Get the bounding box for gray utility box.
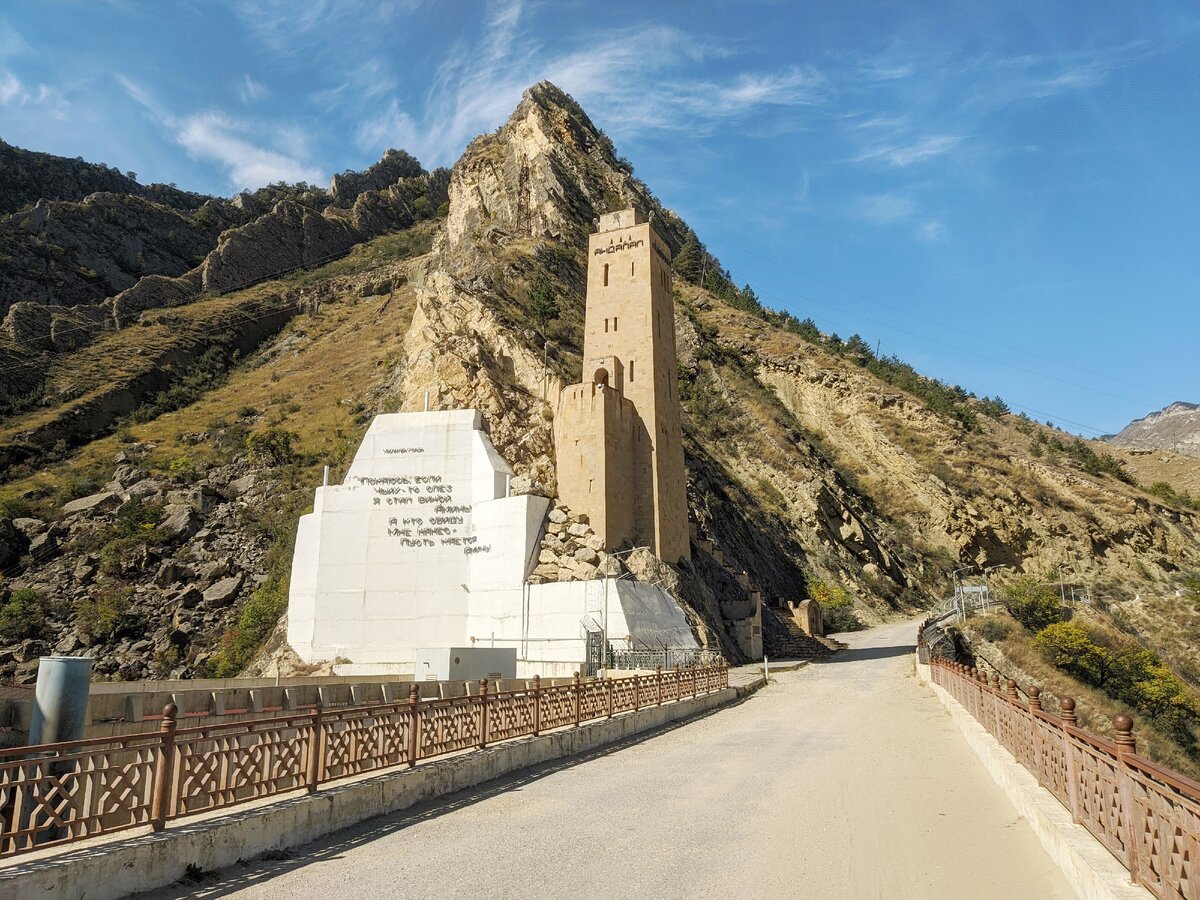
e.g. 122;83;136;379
415;647;517;682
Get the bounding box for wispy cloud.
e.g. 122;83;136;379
354;0;824;166
119;74;322;191
856;193;917;223
916;220;946;242
853;133;963;167
0;69;67;118
238;74;270;104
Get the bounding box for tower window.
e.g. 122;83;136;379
604;318;609;333
631;261;635;277
603;263;609;287
629;360;634;382
612;316;618;331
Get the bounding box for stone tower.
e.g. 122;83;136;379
554;208;690;563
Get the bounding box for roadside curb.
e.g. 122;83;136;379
915;656;1149;900
3;677;767;900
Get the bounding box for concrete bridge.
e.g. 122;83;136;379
139;620;1082;899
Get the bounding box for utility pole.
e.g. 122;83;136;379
1058;565;1067;604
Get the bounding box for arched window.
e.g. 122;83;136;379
593;367;610;386
603;263;609;286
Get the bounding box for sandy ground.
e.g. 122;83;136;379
144;619;1072;899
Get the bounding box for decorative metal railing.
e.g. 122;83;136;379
922;641;1199;899
0;663;728;859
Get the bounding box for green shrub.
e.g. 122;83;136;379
1034;621;1107;683
1004;576;1064;631
808;578;861;632
0;492;34;520
973;615;1013;642
247;427;298;467
0;588;49;640
74;586;135;642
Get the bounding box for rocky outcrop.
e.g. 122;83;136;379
1108;402;1200;458
0;138;211;216
328;149;424;204
109;169;449;328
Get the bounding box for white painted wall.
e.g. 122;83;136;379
287;410;697;677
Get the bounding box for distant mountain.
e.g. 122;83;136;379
1107;402;1200;458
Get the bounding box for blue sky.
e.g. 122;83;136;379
2;1;1197;436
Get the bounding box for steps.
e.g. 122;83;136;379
762;606;836;660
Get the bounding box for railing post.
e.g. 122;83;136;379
692;665;698;699
1061;697;1082;823
607;676;614;719
1113;714;1143;885
478;679;489;750
990;673;1003;739
633;673;640;710
407;685;420;767
1028;687;1044;784
532;675;542;736
573;672;582;727
656;665;663;706
150;703;178;830
305;702;324;790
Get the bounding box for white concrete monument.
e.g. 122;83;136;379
287;410;697;678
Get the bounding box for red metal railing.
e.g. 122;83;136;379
0;663;728;859
924;652;1200;898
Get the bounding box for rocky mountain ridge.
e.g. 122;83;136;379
1108;401;1200;458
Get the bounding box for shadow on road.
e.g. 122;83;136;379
816;643;914;664
135;693;759;899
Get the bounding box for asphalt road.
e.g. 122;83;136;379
147;619;1072;899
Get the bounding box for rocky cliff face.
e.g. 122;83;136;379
1108;402;1200;458
1;82;1199;683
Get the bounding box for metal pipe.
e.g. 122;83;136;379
29;656;92;746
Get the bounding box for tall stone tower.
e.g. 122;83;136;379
554;208;690;563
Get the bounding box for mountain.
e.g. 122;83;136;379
0;84;1198;764
1107;402;1200;458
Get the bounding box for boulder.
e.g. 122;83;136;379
62;491;120;515
227;474;257;496
573;547;599;564
12;517;46;537
566;523;590;538
202;574;243;608
547;508;568;525
29;530;59;560
159;504;200;542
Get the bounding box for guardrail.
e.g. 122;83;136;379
921;639;1199;899
0;663;728;859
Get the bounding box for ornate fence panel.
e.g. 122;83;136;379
579;681;609;721
1068;731;1127;863
611;676;638;714
922;654;1200;899
539;684;579;730
0;663;727;860
1124;757;1200;898
488;690;536;742
322;705;412;780
172;716;311;817
415;697;480;760
0;732;159;856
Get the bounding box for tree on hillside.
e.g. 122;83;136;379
672;235;702;283
527;274;559;338
1004;576;1064;631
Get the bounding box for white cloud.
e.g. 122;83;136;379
117;74;322;191
856;193;916;222
354;1;824;166
916;220;946;242
239;74;270;104
177;113;323;190
854;134;963;167
0;69;67;118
